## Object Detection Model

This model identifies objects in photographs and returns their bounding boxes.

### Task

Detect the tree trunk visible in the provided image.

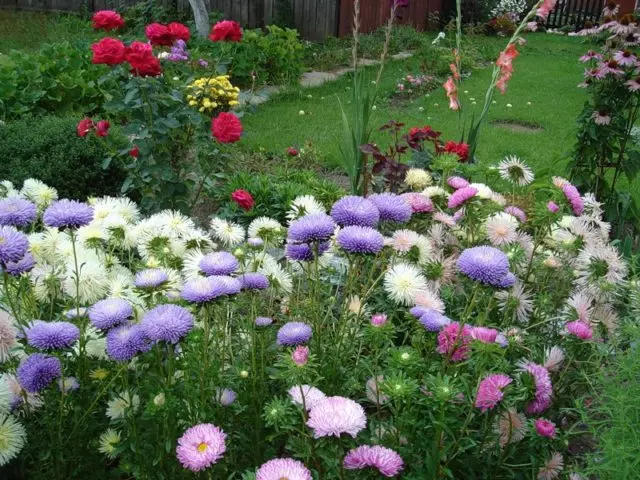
[188,0,210,38]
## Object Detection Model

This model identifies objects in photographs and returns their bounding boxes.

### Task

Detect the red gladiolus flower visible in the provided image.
[129,146,140,158]
[91,37,126,66]
[145,23,173,46]
[95,120,110,137]
[125,41,162,77]
[168,22,191,42]
[231,189,254,210]
[77,118,94,137]
[209,20,243,42]
[92,10,125,31]
[286,147,299,156]
[444,141,469,162]
[212,112,243,143]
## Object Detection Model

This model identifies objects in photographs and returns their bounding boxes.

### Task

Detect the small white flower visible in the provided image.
[307,94,313,98]
[210,217,245,247]
[418,106,425,111]
[106,392,140,421]
[506,103,513,108]
[98,429,121,459]
[286,195,325,223]
[498,155,534,186]
[384,263,428,306]
[172,76,179,81]
[372,105,377,110]
[298,110,305,115]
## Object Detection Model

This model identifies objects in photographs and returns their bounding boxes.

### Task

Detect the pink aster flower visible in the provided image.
[566,320,593,340]
[307,396,366,438]
[437,322,472,362]
[433,212,457,227]
[535,418,557,438]
[401,192,434,213]
[592,110,611,126]
[562,183,585,215]
[626,76,640,92]
[579,50,603,63]
[292,345,309,366]
[370,313,388,326]
[471,326,499,344]
[447,176,470,189]
[547,201,560,213]
[344,445,404,477]
[505,206,527,223]
[520,362,553,414]
[256,458,312,480]
[288,384,326,410]
[475,374,512,412]
[614,49,636,66]
[448,186,478,209]
[176,423,226,472]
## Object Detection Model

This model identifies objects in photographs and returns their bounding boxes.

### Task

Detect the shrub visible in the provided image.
[0,116,126,199]
[485,14,517,35]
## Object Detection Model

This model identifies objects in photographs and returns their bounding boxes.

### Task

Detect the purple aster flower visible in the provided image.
[520,361,553,414]
[106,323,149,362]
[344,445,404,477]
[453,208,465,223]
[43,199,93,228]
[504,205,527,223]
[199,252,239,276]
[88,298,133,330]
[447,176,470,189]
[135,269,169,289]
[141,304,194,344]
[285,241,329,261]
[495,272,516,288]
[287,213,336,243]
[239,272,269,290]
[457,246,511,287]
[277,322,312,346]
[176,423,226,472]
[418,309,452,332]
[198,58,209,68]
[562,183,584,215]
[370,313,388,327]
[409,306,429,318]
[0,198,37,227]
[330,196,380,227]
[256,458,312,480]
[214,388,237,406]
[336,226,384,254]
[211,275,242,295]
[3,252,36,276]
[307,396,366,438]
[448,186,478,209]
[168,39,189,62]
[26,320,80,350]
[255,316,273,327]
[58,376,80,393]
[17,353,61,393]
[368,193,412,223]
[401,192,434,213]
[181,277,228,303]
[0,226,29,265]
[496,333,508,347]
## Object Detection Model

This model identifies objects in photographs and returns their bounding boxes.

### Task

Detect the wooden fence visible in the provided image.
[545,0,603,28]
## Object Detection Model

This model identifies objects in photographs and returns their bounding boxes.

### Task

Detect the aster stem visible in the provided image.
[69,230,87,386]
[200,304,211,418]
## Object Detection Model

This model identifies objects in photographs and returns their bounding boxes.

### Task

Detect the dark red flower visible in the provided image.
[129,146,140,158]
[77,118,94,137]
[125,41,162,77]
[145,23,173,46]
[168,22,190,42]
[286,147,299,157]
[408,125,441,141]
[212,112,243,143]
[209,20,243,42]
[95,120,110,137]
[91,37,126,66]
[92,10,125,31]
[443,141,470,162]
[231,189,254,210]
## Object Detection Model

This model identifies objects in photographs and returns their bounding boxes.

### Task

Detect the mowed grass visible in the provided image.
[243,34,589,181]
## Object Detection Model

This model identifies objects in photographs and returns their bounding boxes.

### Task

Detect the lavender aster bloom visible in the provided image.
[307,396,366,438]
[141,304,194,344]
[285,241,329,261]
[256,458,312,480]
[448,186,478,209]
[17,353,61,393]
[344,445,404,477]
[199,252,239,276]
[368,193,412,223]
[106,323,149,362]
[330,196,380,227]
[277,322,312,346]
[0,226,29,264]
[26,320,80,350]
[0,198,37,227]
[89,298,133,330]
[198,58,209,68]
[457,246,511,287]
[135,269,169,289]
[168,39,189,61]
[58,376,80,393]
[43,199,93,228]
[255,316,273,327]
[287,213,336,243]
[3,252,36,276]
[239,273,269,290]
[410,306,429,318]
[496,272,516,288]
[336,226,384,254]
[247,237,264,248]
[214,388,237,406]
[418,309,452,332]
[181,277,228,303]
[211,275,242,295]
[176,423,226,472]
[447,176,470,189]
[504,205,527,223]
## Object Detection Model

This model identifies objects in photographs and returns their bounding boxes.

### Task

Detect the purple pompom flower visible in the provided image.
[26,320,80,350]
[256,458,312,480]
[285,241,329,261]
[199,252,239,276]
[343,445,404,477]
[239,272,269,290]
[418,309,452,332]
[562,183,584,215]
[292,345,309,366]
[370,313,388,327]
[368,193,412,223]
[504,205,527,223]
[307,396,366,438]
[141,304,194,344]
[255,316,273,327]
[457,246,511,287]
[474,374,512,412]
[176,423,226,472]
[17,353,61,393]
[3,252,36,276]
[287,213,336,243]
[496,272,516,288]
[106,323,149,362]
[277,322,312,346]
[401,192,434,213]
[336,226,384,254]
[0,226,29,265]
[330,196,380,227]
[89,298,133,330]
[181,277,228,303]
[43,199,93,228]
[135,269,169,289]
[0,198,37,227]
[447,176,470,189]
[448,186,478,209]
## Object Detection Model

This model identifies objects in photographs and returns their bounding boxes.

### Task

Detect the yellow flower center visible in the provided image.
[197,442,208,453]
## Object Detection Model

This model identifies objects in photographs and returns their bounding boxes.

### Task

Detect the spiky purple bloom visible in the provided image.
[141,304,194,344]
[418,309,451,332]
[448,186,478,209]
[292,345,309,366]
[368,193,412,223]
[88,298,133,330]
[307,396,367,438]
[3,252,36,275]
[471,326,499,343]
[239,272,269,290]
[562,183,584,215]
[496,272,516,288]
[370,313,388,326]
[474,374,512,412]
[255,316,273,327]
[287,213,336,243]
[17,353,61,393]
[181,277,228,303]
[505,206,527,222]
[135,269,169,288]
[457,246,511,287]
[410,306,429,318]
[0,198,37,227]
[176,423,226,472]
[343,445,404,477]
[106,323,149,362]
[330,196,380,227]
[256,458,312,480]
[277,322,312,346]
[336,226,384,254]
[521,362,553,414]
[285,241,329,261]
[0,226,29,265]
[214,388,237,406]
[447,176,470,189]
[58,376,80,393]
[199,252,239,276]
[43,199,93,228]
[26,320,80,350]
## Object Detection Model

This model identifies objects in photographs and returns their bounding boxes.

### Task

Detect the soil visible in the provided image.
[491,119,544,133]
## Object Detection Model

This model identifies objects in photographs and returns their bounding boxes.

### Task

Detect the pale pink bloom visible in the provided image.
[414,288,445,313]
[566,320,593,340]
[471,326,499,343]
[567,290,593,323]
[579,50,603,62]
[544,346,565,372]
[475,374,512,412]
[370,313,388,327]
[257,458,312,480]
[547,201,560,213]
[626,77,640,92]
[307,396,366,438]
[292,346,309,366]
[176,424,226,472]
[538,452,564,480]
[447,176,469,189]
[505,206,527,223]
[401,192,434,213]
[443,77,460,111]
[391,229,419,253]
[535,418,557,438]
[614,49,636,66]
[452,208,465,223]
[486,212,519,245]
[343,445,404,477]
[526,21,538,32]
[495,281,533,323]
[433,212,457,227]
[552,176,569,188]
[288,385,326,410]
[598,60,624,76]
[494,408,527,447]
[592,110,611,125]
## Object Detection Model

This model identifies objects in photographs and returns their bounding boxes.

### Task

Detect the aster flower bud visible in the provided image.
[154,392,166,407]
[370,313,388,327]
[240,370,249,378]
[292,346,309,366]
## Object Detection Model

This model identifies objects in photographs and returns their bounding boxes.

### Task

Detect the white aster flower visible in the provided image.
[286,195,325,222]
[404,168,432,190]
[391,229,420,254]
[63,259,109,304]
[30,265,62,302]
[0,414,27,466]
[156,210,196,238]
[422,186,449,199]
[182,249,207,279]
[575,241,627,295]
[77,224,107,246]
[552,176,570,188]
[384,262,428,306]
[0,181,19,198]
[486,212,519,246]
[210,217,245,247]
[20,178,58,209]
[414,287,445,313]
[495,281,533,323]
[248,217,284,245]
[468,183,494,199]
[258,254,293,293]
[106,392,140,421]
[0,313,17,364]
[543,346,565,372]
[3,374,43,413]
[498,156,534,186]
[98,428,121,459]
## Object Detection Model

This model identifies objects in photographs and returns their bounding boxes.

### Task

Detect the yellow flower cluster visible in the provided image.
[186,75,240,114]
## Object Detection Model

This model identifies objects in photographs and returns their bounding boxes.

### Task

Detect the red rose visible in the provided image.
[125,41,162,77]
[168,22,190,42]
[209,20,243,42]
[95,120,110,137]
[231,189,254,210]
[443,140,470,162]
[92,10,125,31]
[145,23,173,46]
[286,147,299,157]
[77,118,94,137]
[212,112,243,143]
[129,146,140,158]
[91,38,126,66]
